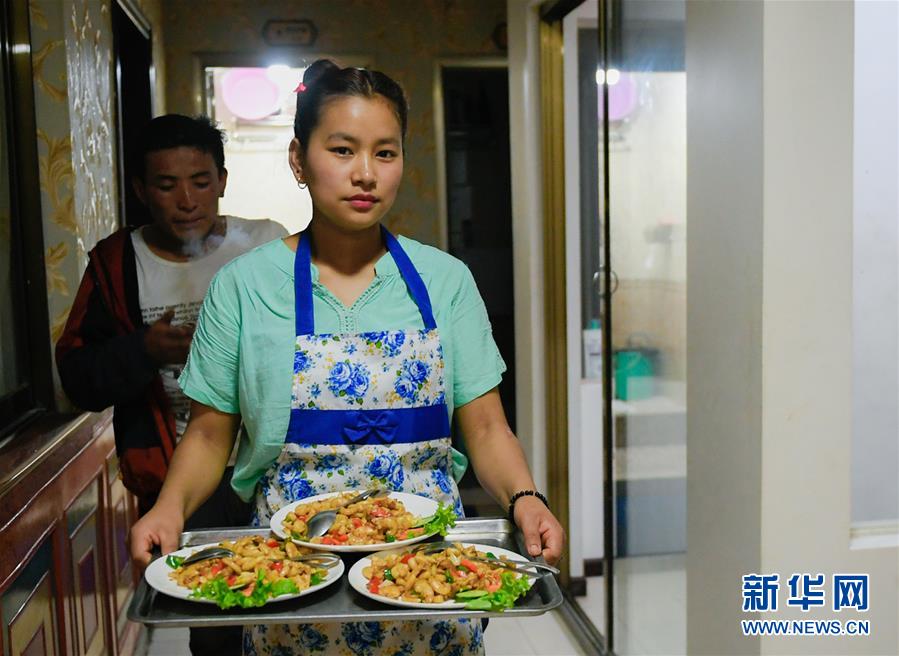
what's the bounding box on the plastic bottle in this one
[582,318,603,379]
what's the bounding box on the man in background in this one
[56,114,286,654]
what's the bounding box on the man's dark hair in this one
[133,114,226,179]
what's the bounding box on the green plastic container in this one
[614,349,655,400]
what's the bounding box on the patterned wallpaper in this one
[64,0,119,272]
[28,0,163,404]
[161,0,507,246]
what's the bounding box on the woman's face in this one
[290,94,403,233]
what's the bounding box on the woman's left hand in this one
[513,495,565,566]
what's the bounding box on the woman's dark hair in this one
[134,114,226,179]
[293,59,409,151]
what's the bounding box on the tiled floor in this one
[146,609,587,655]
[573,554,686,656]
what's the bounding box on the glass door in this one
[558,0,687,653]
[602,1,687,653]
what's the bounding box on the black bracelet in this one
[508,489,549,524]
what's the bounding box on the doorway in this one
[112,0,154,227]
[438,64,514,517]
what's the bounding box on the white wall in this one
[686,1,764,651]
[507,0,547,488]
[688,1,899,654]
[851,0,899,525]
[219,146,310,234]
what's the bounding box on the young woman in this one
[130,59,563,655]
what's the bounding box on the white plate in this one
[347,542,533,609]
[144,541,344,604]
[269,491,440,553]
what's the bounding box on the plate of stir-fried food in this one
[269,491,457,552]
[348,542,535,611]
[144,535,344,608]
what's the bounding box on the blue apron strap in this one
[381,225,437,331]
[294,226,437,335]
[294,232,315,336]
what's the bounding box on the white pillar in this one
[688,1,898,654]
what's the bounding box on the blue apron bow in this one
[343,411,398,444]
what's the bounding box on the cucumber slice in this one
[455,589,489,599]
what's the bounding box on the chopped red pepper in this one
[227,575,237,586]
[210,562,225,575]
[396,530,408,540]
[336,533,349,542]
[269,561,284,572]
[351,518,362,528]
[369,506,390,518]
[320,536,338,545]
[368,576,382,594]
[400,553,413,564]
[460,559,479,573]
[267,539,279,548]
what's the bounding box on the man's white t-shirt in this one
[131,216,287,437]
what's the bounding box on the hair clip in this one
[294,82,307,93]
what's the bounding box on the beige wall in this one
[160,0,507,246]
[28,0,165,405]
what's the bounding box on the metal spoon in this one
[179,547,342,569]
[304,488,390,539]
[180,546,234,567]
[412,542,559,576]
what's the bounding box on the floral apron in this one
[244,226,484,655]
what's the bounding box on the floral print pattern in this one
[243,620,482,656]
[246,317,482,654]
[291,329,445,410]
[327,361,371,405]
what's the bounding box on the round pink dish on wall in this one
[221,68,281,121]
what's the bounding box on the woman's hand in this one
[129,503,184,570]
[513,495,565,566]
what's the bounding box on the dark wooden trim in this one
[539,17,571,588]
[540,0,586,23]
[0,410,139,653]
[0,414,112,589]
[114,0,151,38]
[584,558,604,577]
[568,575,587,597]
[3,0,53,415]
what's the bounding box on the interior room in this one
[0,0,896,655]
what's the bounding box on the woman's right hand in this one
[129,504,184,570]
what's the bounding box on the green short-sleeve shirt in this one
[180,235,506,501]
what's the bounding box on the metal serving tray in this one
[128,517,563,627]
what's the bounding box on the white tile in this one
[146,627,190,656]
[519,610,589,655]
[484,617,538,655]
[572,555,687,656]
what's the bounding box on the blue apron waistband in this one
[285,404,450,446]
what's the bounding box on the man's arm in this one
[56,266,159,410]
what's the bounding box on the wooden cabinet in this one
[0,411,142,655]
